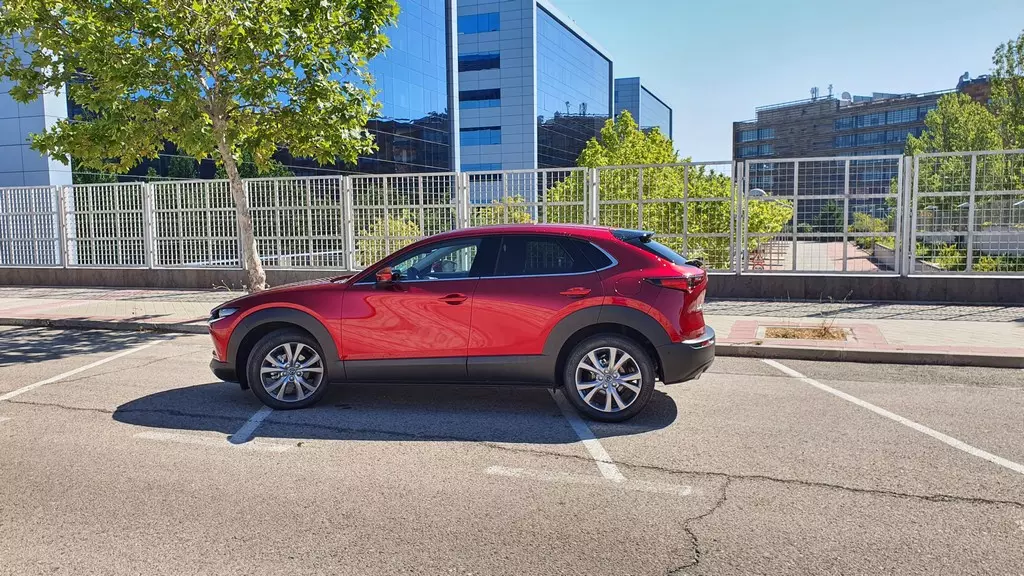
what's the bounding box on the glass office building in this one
[356,0,457,174]
[535,5,612,168]
[1,0,674,184]
[614,77,673,138]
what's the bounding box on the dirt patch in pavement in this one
[764,326,847,340]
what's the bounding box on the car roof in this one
[432,223,615,240]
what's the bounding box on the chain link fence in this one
[0,154,1020,276]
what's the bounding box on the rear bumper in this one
[656,326,716,384]
[210,358,238,383]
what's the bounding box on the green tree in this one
[356,212,422,268]
[905,93,1002,155]
[907,93,1012,212]
[167,155,200,180]
[0,0,398,291]
[992,30,1024,147]
[470,196,534,226]
[547,111,791,268]
[215,151,293,178]
[71,158,118,184]
[145,166,159,181]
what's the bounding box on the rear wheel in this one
[246,329,329,410]
[561,335,656,422]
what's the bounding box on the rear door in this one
[466,234,608,382]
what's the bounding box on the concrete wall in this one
[0,268,351,291]
[0,268,1020,303]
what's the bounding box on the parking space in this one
[1,328,1022,575]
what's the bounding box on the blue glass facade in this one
[358,0,455,174]
[536,5,612,168]
[614,77,673,140]
[640,87,672,137]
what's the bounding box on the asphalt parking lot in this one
[1,325,1022,576]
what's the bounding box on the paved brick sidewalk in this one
[0,287,1021,366]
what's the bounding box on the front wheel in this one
[561,335,656,422]
[246,329,329,410]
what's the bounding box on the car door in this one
[467,234,607,383]
[342,236,496,382]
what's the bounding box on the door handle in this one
[559,287,592,298]
[439,293,468,305]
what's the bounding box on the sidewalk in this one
[0,286,1021,368]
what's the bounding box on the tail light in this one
[646,273,706,293]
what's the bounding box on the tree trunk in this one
[213,121,267,292]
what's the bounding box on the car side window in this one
[385,238,483,282]
[493,235,596,277]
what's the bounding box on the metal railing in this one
[0,153,1021,276]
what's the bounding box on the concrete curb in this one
[716,342,1024,369]
[0,317,208,335]
[2,317,1021,369]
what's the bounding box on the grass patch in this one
[764,326,847,340]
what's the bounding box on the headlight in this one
[209,307,239,323]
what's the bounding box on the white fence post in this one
[734,161,743,274]
[966,153,978,272]
[57,186,70,268]
[586,168,599,225]
[142,182,156,268]
[342,175,355,270]
[897,156,912,277]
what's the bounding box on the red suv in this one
[208,225,714,422]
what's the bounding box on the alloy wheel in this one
[575,346,643,413]
[259,342,324,403]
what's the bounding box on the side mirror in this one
[375,267,397,286]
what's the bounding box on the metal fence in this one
[911,150,1024,273]
[0,153,1021,276]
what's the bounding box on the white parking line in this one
[549,389,626,483]
[135,431,292,452]
[763,359,1024,476]
[486,466,691,496]
[0,342,161,402]
[228,406,274,444]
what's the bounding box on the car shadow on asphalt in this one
[0,326,164,367]
[112,381,678,444]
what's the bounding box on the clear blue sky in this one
[550,0,1024,160]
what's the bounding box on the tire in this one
[246,329,330,410]
[561,334,656,423]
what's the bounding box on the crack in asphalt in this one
[8,399,1024,512]
[668,476,732,575]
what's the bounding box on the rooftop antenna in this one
[810,86,819,100]
[565,100,571,115]
[828,84,834,98]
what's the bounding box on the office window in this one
[459,88,501,109]
[834,134,857,148]
[886,107,917,125]
[738,144,773,158]
[857,131,886,146]
[739,129,758,142]
[918,104,937,119]
[835,117,855,131]
[459,52,500,72]
[462,163,501,172]
[458,12,499,34]
[758,127,775,140]
[461,126,502,146]
[856,112,886,128]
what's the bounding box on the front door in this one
[342,237,490,382]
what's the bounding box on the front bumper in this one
[656,326,715,384]
[210,358,238,383]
